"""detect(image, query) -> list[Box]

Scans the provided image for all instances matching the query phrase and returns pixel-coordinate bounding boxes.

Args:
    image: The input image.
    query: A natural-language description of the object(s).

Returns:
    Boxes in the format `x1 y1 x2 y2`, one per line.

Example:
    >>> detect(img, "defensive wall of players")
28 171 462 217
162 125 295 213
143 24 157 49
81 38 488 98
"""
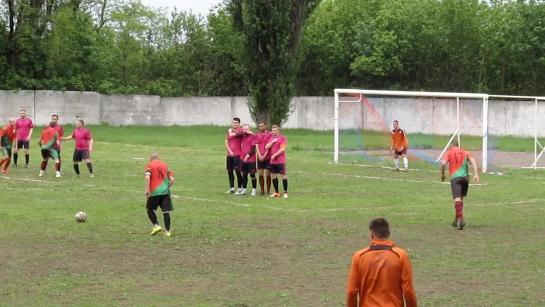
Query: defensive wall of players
1 90 544 137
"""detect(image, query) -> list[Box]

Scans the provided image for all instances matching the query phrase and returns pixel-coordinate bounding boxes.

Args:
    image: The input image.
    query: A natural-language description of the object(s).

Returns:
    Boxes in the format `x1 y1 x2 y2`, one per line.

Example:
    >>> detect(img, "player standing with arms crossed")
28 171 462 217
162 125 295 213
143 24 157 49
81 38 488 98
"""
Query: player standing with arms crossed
391 120 409 171
441 140 480 230
63 119 94 177
145 153 175 237
14 109 34 168
0 119 16 174
225 117 244 194
256 122 272 195
38 121 61 178
266 125 288 199
240 124 257 196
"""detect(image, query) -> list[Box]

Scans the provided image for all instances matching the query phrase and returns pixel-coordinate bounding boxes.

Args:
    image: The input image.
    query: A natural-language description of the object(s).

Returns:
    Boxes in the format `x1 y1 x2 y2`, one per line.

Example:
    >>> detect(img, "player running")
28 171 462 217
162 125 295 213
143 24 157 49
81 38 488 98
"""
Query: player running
391 120 409 171
256 122 272 195
63 119 94 177
38 121 61 178
14 109 34 168
240 124 257 196
225 117 244 194
50 114 64 171
266 125 288 199
145 153 175 237
0 119 16 174
441 140 480 230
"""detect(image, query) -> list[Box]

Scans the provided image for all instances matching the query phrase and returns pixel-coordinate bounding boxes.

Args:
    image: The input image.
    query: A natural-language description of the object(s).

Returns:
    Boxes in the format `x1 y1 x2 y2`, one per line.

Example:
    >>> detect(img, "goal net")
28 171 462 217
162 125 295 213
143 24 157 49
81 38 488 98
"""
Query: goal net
333 89 489 172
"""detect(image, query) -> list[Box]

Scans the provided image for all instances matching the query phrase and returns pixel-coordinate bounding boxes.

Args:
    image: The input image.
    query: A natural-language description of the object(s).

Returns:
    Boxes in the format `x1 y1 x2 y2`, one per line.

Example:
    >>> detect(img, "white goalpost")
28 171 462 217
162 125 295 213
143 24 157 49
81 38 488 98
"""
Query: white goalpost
333 89 489 172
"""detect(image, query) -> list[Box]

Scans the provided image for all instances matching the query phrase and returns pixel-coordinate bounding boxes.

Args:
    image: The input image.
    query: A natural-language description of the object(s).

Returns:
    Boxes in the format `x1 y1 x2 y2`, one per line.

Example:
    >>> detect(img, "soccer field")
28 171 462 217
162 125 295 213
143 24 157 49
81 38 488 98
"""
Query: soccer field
1 126 544 306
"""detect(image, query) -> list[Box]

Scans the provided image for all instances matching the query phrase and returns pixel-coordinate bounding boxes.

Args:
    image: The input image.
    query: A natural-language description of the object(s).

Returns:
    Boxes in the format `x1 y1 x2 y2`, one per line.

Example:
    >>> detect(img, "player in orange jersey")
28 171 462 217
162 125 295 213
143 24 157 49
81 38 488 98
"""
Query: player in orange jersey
145 153 175 237
391 120 409 171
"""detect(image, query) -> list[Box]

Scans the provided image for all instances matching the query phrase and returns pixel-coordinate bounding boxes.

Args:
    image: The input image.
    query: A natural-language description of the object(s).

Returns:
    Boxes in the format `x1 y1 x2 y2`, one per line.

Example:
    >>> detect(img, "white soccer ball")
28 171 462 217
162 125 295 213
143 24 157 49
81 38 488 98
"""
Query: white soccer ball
75 211 87 223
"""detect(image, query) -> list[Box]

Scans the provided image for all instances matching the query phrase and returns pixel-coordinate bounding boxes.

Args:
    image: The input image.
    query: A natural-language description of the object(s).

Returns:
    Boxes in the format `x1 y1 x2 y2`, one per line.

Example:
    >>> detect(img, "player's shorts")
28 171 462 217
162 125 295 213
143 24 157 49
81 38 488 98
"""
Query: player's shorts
17 140 30 149
257 159 270 170
73 150 90 162
394 148 407 156
226 156 242 171
269 163 286 175
146 195 174 212
242 162 257 174
41 148 59 160
450 177 469 199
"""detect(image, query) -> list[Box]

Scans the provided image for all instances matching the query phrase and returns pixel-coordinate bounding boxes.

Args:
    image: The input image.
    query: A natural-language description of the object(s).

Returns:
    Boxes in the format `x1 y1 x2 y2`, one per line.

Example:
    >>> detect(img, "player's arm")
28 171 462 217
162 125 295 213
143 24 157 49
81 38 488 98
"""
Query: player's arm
468 155 480 183
145 171 151 197
62 135 73 140
440 160 448 182
227 128 237 138
167 169 175 188
270 144 285 160
346 253 361 307
89 137 94 152
401 253 418 307
225 139 233 156
28 127 33 140
265 138 276 149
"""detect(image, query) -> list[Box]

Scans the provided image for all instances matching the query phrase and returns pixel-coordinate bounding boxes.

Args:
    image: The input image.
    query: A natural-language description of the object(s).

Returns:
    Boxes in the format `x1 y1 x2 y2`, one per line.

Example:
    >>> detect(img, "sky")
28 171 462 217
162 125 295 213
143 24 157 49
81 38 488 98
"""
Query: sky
141 0 223 16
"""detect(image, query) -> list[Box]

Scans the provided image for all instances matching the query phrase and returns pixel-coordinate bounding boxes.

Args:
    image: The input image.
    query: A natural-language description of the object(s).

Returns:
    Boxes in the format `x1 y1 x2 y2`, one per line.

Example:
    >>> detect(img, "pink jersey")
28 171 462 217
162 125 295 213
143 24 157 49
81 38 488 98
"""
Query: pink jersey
15 117 34 141
256 131 272 160
269 135 287 164
226 128 243 157
240 134 257 163
72 127 92 150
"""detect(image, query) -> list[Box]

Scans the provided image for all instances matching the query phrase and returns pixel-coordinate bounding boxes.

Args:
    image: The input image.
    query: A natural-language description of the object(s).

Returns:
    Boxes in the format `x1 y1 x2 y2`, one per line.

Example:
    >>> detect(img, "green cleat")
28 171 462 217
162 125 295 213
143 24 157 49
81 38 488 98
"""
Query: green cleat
150 225 162 236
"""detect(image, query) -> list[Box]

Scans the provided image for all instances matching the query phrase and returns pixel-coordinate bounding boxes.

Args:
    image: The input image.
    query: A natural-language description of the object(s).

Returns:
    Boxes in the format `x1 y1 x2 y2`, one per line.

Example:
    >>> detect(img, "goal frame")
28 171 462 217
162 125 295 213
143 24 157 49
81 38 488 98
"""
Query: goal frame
333 89 489 172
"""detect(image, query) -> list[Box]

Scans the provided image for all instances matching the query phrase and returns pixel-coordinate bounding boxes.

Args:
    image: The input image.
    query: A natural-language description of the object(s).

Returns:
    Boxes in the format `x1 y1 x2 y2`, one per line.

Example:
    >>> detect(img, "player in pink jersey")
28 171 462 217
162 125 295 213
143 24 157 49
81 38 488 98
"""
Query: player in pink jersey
63 119 94 177
50 114 64 171
240 124 258 196
256 122 272 195
13 109 34 168
225 117 244 194
266 125 288 199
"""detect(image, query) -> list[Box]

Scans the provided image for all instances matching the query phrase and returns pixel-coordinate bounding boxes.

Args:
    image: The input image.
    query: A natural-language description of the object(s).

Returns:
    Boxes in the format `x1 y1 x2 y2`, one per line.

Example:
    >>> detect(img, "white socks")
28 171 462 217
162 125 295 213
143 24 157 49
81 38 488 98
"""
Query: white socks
394 158 400 169
403 156 408 169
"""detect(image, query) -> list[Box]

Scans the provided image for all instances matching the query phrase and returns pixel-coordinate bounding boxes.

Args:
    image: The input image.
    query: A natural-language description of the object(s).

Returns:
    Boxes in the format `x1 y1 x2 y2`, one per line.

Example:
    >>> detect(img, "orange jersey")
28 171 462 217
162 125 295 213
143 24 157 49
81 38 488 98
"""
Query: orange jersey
391 128 408 151
145 160 174 196
3 124 16 142
347 240 417 307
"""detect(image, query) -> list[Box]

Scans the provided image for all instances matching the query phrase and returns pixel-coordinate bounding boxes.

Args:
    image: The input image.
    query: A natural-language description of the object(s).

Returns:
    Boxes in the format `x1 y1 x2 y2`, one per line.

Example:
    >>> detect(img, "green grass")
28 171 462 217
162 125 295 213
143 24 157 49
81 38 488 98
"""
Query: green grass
1 125 544 306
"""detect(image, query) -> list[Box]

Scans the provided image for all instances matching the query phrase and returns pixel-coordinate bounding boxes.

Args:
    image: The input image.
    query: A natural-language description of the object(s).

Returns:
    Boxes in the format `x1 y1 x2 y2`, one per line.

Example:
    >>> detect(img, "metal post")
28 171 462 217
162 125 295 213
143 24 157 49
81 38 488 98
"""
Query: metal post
457 97 461 146
334 91 340 163
482 96 489 173
535 98 538 170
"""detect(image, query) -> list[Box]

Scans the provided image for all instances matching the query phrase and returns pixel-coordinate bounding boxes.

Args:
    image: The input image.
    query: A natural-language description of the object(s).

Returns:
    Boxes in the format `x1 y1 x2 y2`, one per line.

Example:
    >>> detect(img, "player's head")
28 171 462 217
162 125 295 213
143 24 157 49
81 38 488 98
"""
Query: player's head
452 140 459 147
75 119 85 128
51 114 59 122
271 125 280 136
242 123 251 133
19 109 27 118
369 217 390 240
150 153 160 161
393 120 399 129
258 121 268 132
9 118 16 125
232 117 241 129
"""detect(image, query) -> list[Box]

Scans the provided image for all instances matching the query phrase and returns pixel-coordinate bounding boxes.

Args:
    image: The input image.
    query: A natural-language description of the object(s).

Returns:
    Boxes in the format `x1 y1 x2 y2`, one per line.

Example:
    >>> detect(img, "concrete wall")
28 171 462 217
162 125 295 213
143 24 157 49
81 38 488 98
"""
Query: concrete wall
1 90 544 137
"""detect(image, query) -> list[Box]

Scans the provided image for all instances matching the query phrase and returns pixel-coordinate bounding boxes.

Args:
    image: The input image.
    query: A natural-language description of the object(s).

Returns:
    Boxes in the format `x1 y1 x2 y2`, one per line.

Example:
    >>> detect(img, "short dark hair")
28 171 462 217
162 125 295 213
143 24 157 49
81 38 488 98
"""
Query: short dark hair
393 120 399 124
51 114 59 120
77 119 85 126
233 117 241 123
369 217 390 239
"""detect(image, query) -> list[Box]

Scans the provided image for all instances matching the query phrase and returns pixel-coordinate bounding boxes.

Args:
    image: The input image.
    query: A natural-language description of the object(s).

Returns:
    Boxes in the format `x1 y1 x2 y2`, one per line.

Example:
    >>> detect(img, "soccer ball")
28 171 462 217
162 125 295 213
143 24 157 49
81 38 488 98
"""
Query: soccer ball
74 211 87 223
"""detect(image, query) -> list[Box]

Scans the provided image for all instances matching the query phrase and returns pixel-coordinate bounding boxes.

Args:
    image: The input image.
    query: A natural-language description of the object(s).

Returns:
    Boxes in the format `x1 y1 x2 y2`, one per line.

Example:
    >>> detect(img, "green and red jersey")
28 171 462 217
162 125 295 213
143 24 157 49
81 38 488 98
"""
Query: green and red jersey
1 123 16 148
40 126 59 150
145 160 174 196
443 147 471 179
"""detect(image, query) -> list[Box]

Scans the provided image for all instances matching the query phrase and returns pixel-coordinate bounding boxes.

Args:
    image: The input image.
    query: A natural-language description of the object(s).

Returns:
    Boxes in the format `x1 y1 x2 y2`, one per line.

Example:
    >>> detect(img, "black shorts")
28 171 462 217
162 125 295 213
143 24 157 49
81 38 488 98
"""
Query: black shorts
41 148 59 160
395 149 407 156
257 159 270 170
146 195 174 212
242 162 257 174
450 177 469 199
226 156 242 171
269 163 286 175
73 150 90 162
17 140 30 149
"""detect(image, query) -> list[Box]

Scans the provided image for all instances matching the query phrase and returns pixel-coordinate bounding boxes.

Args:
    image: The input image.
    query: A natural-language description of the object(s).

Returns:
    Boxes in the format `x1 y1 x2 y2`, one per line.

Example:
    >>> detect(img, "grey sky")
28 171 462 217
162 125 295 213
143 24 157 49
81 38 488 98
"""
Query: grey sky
141 0 223 16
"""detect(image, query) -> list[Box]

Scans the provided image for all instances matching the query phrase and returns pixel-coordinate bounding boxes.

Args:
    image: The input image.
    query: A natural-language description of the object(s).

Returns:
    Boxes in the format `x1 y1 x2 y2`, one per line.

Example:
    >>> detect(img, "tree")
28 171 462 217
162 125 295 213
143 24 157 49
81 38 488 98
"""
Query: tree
229 0 319 125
